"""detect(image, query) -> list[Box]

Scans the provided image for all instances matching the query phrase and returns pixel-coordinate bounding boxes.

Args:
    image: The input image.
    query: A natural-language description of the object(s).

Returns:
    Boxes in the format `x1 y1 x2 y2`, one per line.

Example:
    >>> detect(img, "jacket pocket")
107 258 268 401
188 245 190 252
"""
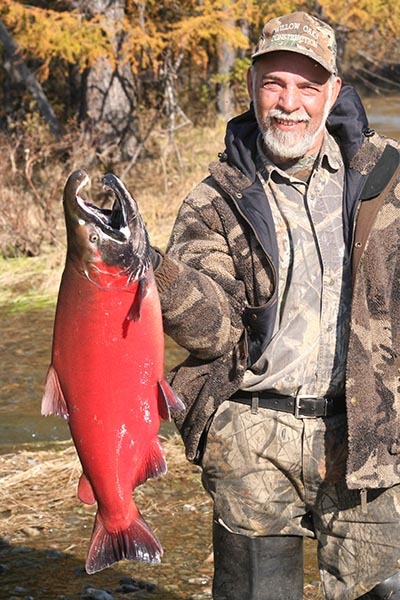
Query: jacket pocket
242 299 277 367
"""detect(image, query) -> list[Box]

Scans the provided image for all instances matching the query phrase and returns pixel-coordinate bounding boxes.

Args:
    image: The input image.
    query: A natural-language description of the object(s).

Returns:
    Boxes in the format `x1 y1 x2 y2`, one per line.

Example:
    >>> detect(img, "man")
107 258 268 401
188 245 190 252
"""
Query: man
153 11 400 600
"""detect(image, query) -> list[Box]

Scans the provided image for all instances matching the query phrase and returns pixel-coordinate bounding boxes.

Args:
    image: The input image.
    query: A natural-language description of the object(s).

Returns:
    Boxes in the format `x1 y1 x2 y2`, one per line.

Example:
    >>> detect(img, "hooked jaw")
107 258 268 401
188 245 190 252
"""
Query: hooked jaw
62 169 151 282
103 173 140 228
64 170 138 244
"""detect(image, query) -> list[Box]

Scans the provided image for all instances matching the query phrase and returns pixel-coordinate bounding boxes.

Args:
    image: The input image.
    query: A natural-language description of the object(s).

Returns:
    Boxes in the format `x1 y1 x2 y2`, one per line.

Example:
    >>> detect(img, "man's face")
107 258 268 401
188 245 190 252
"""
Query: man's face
247 51 342 163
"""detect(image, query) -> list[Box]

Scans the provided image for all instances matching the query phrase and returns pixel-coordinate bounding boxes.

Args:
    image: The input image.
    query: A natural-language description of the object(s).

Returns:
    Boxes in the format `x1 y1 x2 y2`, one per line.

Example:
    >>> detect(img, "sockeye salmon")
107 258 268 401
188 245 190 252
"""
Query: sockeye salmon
41 169 183 574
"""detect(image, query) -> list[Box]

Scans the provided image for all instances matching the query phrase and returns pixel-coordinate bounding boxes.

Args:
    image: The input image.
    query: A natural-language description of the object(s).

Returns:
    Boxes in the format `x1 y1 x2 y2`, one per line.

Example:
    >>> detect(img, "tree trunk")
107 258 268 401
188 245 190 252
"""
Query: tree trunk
216 3 236 120
80 0 140 162
0 18 63 138
216 37 236 120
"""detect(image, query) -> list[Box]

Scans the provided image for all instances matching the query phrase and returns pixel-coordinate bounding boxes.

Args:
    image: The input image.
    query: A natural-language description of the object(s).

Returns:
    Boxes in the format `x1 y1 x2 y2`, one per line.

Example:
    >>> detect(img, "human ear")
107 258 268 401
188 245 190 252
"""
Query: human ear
329 76 342 109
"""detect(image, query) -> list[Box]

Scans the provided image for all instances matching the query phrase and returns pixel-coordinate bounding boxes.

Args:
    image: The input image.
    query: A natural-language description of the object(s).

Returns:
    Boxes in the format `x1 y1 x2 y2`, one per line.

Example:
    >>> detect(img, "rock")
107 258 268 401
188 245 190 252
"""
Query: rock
138 581 156 592
81 587 114 600
10 545 30 554
119 576 136 585
118 583 140 593
182 503 197 512
46 549 62 559
188 577 209 585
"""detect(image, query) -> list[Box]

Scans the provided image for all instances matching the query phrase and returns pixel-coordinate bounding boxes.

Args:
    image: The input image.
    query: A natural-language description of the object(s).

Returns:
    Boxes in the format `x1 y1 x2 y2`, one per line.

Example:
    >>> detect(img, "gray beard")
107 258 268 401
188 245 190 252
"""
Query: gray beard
262 123 320 161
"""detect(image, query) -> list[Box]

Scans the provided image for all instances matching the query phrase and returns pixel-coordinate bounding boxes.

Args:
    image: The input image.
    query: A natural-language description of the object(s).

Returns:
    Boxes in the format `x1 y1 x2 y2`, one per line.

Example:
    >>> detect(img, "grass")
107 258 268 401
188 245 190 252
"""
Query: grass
0 118 227 308
0 254 62 311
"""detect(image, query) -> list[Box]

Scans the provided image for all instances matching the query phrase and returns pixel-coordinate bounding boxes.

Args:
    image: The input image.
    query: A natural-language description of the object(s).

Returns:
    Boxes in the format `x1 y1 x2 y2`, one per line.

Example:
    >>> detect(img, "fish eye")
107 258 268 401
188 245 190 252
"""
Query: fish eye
89 233 99 243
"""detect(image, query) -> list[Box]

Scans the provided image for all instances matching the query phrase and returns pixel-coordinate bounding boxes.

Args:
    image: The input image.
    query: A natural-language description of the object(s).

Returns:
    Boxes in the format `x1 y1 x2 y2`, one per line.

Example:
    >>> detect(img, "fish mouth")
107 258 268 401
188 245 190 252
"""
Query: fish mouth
64 169 150 285
64 169 137 242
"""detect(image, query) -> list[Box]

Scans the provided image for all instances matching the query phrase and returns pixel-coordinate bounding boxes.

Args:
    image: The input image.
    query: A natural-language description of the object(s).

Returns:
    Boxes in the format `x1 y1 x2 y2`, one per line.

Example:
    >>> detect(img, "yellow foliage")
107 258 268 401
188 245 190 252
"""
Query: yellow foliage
1 0 400 82
0 0 300 79
316 0 400 61
2 1 113 73
321 0 400 33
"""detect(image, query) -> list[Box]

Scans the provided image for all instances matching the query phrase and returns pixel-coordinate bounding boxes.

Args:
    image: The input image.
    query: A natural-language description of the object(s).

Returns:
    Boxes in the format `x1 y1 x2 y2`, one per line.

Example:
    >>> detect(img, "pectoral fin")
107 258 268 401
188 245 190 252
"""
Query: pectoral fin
157 379 185 421
41 365 69 419
127 277 147 322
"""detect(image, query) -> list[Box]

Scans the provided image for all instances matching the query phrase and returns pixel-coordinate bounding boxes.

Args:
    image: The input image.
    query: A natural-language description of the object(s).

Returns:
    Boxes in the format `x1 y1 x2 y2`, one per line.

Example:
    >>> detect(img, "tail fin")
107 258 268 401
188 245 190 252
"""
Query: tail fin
85 511 162 574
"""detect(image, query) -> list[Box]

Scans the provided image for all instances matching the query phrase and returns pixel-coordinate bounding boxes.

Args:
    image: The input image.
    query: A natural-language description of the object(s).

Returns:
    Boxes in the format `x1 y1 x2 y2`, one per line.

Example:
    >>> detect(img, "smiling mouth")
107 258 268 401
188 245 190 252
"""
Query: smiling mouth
273 118 306 127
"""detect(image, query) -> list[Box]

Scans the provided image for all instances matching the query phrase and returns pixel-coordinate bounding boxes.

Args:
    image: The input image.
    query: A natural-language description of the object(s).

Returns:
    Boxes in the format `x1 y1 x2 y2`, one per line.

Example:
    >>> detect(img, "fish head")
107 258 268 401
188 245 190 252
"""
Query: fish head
63 169 151 289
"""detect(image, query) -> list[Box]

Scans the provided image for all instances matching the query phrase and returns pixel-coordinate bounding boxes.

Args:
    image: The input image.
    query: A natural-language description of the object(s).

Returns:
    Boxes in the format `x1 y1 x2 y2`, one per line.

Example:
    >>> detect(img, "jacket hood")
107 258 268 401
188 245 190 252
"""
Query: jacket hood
224 82 370 181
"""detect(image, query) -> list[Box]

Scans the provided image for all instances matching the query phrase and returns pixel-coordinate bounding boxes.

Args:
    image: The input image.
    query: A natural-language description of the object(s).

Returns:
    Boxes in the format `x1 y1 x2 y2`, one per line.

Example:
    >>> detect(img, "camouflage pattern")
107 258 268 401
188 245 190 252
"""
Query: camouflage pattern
155 128 400 489
346 135 400 490
252 11 338 75
201 400 400 600
242 133 352 397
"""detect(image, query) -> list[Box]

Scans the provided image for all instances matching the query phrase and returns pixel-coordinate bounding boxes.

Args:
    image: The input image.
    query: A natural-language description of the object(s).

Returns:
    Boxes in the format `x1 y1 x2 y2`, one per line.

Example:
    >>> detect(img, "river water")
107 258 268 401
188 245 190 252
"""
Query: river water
1 93 400 599
0 307 186 449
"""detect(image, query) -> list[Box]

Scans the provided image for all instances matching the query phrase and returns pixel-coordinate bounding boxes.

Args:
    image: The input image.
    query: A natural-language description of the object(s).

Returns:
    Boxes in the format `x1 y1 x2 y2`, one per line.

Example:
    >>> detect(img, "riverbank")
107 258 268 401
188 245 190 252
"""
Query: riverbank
0 436 214 600
0 436 322 599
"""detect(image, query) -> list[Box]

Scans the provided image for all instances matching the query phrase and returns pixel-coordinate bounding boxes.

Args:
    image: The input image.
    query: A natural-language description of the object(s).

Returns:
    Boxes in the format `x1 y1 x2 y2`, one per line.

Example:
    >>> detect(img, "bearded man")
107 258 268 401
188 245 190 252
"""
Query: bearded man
152 11 400 600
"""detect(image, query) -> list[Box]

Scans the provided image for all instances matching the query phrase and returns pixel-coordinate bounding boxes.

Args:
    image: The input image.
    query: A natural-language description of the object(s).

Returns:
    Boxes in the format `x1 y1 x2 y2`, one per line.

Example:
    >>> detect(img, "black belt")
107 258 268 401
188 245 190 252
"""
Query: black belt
230 390 346 418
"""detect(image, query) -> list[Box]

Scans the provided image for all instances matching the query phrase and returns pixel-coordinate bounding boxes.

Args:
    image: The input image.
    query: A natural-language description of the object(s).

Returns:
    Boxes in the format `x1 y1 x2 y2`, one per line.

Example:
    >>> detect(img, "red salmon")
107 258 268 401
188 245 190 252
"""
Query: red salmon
42 170 183 573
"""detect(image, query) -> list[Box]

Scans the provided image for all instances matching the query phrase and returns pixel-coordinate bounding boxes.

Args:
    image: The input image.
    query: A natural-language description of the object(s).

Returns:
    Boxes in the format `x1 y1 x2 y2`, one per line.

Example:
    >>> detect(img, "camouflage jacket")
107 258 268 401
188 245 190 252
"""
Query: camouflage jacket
155 84 400 490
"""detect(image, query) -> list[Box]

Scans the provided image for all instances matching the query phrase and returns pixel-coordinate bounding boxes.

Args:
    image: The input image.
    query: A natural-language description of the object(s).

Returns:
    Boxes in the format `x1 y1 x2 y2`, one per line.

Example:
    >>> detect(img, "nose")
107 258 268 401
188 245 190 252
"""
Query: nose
277 86 302 113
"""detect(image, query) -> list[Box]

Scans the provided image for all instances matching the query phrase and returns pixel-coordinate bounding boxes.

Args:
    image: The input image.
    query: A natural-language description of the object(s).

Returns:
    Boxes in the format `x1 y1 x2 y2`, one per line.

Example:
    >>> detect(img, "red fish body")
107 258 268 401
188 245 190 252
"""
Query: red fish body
42 170 182 573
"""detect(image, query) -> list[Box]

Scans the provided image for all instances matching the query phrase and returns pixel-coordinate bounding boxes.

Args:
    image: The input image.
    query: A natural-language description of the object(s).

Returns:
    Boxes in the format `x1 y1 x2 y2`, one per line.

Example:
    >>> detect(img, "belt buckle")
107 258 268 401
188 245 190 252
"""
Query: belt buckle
294 394 323 419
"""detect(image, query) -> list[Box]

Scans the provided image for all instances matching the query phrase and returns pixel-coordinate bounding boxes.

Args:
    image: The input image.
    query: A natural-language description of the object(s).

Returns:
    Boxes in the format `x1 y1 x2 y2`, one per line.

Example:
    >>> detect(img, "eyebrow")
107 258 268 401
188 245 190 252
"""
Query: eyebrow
260 73 326 86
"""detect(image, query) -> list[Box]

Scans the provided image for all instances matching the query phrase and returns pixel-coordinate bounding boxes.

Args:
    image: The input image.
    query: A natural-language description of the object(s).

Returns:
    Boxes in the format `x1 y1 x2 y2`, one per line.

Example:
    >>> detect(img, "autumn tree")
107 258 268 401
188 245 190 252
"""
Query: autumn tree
1 0 400 158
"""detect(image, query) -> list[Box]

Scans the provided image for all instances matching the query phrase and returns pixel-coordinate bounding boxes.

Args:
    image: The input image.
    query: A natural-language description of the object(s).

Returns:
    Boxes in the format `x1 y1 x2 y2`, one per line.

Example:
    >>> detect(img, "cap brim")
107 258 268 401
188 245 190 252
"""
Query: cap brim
251 46 336 75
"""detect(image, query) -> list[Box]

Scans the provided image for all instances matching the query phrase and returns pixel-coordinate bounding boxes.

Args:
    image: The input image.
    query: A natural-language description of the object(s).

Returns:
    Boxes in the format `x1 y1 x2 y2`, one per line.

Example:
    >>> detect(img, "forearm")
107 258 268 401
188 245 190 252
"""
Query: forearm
154 252 243 359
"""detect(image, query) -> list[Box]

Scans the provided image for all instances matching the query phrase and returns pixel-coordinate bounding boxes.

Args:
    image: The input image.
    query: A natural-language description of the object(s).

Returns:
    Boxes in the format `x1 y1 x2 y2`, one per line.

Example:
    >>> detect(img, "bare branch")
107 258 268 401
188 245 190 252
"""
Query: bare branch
0 18 63 138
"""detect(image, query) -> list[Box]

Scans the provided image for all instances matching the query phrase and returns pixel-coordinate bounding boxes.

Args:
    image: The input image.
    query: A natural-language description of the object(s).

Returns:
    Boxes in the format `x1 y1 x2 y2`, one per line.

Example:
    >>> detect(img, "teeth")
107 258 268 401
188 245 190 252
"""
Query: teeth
276 119 301 125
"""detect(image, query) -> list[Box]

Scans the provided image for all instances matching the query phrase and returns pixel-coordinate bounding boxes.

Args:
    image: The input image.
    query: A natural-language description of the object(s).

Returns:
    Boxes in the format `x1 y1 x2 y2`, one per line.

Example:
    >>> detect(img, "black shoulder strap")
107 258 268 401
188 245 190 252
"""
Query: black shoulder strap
360 144 400 201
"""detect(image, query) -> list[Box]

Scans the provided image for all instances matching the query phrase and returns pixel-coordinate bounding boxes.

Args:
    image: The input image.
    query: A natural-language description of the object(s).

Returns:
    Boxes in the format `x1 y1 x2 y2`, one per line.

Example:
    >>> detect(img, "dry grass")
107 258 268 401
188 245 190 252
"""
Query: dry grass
0 443 81 534
0 436 214 599
0 434 212 551
0 436 192 535
0 118 226 260
0 436 322 599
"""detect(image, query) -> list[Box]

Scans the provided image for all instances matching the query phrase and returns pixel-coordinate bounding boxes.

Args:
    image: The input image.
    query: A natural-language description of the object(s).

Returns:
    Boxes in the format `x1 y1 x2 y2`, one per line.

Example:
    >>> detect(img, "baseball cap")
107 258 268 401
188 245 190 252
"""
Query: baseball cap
252 12 337 75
